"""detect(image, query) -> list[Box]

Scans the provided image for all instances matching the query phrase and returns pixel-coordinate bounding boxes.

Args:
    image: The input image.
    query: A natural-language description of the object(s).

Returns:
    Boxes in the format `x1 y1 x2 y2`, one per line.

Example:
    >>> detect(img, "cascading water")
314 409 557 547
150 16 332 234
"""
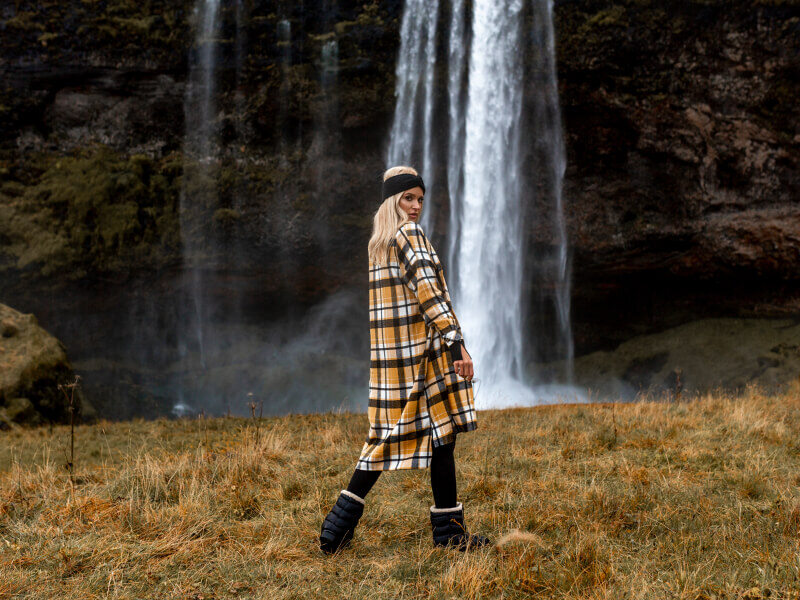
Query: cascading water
308 36 340 164
445 0 468 271
174 0 223 415
185 0 222 162
233 0 248 190
277 18 292 160
386 0 440 231
173 0 576 418
387 0 579 407
321 39 339 88
309 36 340 251
529 0 574 381
172 3 366 418
456 0 528 406
180 0 223 368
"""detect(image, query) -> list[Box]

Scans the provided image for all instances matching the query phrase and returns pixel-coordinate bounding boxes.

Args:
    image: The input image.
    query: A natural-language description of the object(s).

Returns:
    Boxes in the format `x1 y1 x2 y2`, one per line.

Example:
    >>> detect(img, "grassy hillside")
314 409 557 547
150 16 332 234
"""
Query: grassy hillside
1 386 799 599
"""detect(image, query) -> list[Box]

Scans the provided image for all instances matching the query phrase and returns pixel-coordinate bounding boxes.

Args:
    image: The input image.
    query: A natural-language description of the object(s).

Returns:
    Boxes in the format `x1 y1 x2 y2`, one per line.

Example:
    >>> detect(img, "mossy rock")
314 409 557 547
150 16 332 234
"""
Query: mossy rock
212 208 242 231
5 397 38 424
0 303 96 425
542 318 800 399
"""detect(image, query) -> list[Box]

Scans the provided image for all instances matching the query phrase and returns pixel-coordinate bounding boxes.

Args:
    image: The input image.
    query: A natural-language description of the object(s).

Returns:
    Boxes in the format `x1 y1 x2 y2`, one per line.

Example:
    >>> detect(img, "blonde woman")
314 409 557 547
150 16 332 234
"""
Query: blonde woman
319 166 490 553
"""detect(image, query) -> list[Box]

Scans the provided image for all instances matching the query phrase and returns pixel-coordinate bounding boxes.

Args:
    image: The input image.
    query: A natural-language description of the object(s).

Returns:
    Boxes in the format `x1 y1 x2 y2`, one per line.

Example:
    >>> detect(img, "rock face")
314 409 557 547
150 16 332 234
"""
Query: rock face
1 1 797 305
0 303 95 426
1 0 397 305
0 1 798 416
545 318 800 400
552 1 800 351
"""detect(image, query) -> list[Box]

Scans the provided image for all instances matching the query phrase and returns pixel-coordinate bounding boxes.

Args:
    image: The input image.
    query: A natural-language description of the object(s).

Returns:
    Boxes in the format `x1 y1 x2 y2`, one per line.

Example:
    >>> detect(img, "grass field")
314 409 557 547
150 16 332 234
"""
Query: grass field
1 385 799 599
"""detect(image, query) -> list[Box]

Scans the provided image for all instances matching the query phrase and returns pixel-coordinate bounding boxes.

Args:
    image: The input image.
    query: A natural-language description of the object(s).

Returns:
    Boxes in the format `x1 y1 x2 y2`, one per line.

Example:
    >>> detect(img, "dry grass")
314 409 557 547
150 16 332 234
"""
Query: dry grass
1 384 799 599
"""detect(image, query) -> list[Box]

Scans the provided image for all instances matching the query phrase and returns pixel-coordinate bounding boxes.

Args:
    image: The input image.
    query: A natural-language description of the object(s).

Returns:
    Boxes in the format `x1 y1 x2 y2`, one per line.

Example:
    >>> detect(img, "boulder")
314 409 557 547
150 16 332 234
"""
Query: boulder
5 397 38 424
0 303 96 425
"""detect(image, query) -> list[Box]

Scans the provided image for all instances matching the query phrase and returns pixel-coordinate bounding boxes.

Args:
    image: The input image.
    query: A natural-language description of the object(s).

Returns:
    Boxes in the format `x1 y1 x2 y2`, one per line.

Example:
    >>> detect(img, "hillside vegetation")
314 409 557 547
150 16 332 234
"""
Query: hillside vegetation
1 386 799 599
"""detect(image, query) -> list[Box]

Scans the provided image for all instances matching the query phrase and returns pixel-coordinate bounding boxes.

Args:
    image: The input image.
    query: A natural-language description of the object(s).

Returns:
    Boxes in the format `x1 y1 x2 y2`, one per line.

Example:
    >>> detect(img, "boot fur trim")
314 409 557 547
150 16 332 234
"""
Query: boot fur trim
430 501 463 513
341 489 365 505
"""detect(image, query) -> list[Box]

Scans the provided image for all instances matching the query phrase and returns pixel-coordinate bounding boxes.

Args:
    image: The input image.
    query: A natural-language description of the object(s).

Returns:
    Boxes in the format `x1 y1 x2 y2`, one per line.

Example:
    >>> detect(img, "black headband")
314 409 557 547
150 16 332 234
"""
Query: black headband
381 173 425 201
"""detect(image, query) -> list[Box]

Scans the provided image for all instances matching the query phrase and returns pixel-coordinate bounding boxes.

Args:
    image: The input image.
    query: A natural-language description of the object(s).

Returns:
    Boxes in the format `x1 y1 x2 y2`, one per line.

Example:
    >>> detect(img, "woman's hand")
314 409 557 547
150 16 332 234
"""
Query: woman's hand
453 343 474 382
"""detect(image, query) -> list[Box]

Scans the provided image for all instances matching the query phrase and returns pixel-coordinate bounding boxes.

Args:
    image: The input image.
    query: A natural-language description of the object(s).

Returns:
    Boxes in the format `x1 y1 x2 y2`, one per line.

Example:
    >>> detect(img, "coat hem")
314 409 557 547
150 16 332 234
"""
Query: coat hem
354 421 478 471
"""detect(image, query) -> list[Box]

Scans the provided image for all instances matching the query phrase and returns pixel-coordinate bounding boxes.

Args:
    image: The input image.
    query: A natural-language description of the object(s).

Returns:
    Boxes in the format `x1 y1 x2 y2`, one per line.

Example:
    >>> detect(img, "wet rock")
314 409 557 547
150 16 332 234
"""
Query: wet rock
540 318 800 400
5 397 37 424
556 2 800 286
0 408 14 430
1 320 19 338
0 303 96 424
0 2 795 314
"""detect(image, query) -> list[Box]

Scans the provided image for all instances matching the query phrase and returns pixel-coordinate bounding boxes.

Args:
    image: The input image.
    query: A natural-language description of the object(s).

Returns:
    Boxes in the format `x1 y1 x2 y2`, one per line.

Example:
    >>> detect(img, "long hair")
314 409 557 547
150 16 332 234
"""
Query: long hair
368 165 420 265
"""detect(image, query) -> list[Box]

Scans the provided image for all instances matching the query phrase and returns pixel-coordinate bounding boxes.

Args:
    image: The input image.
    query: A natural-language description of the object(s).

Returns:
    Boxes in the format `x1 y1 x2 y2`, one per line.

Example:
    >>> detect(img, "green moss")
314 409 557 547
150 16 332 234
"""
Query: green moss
3 0 193 65
584 6 628 29
309 32 336 43
36 32 59 46
0 146 182 281
4 12 44 32
111 16 158 35
215 165 241 197
291 193 311 213
0 181 26 198
334 21 355 36
334 1 385 36
212 208 242 227
669 14 687 34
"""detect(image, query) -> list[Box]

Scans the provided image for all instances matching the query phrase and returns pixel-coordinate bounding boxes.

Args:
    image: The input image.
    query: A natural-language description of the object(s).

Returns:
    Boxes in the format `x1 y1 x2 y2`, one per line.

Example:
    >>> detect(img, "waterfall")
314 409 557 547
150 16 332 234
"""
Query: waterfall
308 36 341 252
174 0 225 415
315 37 340 148
321 39 339 84
179 0 223 375
386 0 440 231
530 0 574 380
387 0 578 407
277 18 292 160
456 0 528 405
445 0 468 272
184 0 222 163
233 0 248 184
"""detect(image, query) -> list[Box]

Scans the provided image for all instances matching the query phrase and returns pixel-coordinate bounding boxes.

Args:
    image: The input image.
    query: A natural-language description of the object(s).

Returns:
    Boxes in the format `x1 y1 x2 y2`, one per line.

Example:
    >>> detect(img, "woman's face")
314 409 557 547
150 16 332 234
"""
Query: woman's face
398 186 424 221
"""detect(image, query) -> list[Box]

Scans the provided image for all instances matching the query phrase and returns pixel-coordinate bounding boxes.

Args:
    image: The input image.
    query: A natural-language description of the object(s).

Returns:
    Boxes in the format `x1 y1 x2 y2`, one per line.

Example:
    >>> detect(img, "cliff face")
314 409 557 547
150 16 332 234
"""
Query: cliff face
1 0 798 362
554 1 800 347
0 0 399 298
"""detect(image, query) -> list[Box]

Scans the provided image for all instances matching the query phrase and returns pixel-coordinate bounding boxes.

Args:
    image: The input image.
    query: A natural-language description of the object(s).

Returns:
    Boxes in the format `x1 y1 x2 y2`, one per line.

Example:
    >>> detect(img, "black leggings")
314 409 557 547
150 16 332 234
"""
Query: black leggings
346 440 458 508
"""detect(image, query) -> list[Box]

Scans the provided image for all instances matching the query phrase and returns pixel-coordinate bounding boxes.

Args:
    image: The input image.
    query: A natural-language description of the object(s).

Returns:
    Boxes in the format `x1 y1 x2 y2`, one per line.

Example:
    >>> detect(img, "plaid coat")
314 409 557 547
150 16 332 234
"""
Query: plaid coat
356 222 477 471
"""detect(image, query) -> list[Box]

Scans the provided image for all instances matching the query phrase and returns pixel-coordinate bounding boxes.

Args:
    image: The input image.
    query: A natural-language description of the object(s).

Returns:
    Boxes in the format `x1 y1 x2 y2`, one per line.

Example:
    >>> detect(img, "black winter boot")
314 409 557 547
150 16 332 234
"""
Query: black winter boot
429 502 491 551
319 490 365 554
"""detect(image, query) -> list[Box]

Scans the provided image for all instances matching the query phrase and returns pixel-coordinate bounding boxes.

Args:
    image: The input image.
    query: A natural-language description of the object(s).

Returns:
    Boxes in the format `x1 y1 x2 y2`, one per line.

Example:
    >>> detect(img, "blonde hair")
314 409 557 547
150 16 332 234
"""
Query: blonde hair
367 165 421 265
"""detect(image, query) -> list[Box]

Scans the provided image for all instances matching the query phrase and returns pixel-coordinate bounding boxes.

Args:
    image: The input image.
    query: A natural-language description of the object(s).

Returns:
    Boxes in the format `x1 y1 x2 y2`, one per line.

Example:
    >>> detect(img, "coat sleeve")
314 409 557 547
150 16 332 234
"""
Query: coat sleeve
395 223 465 360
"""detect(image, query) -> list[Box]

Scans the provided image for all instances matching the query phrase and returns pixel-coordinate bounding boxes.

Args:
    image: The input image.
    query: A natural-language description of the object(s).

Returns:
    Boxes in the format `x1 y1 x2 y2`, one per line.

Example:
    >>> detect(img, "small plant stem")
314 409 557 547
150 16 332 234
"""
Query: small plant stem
58 375 81 487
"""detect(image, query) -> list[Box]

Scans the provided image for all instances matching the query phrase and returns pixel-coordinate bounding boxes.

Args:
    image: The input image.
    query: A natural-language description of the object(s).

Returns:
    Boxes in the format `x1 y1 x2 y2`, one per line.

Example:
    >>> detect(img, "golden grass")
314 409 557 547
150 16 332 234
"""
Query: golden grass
1 385 799 599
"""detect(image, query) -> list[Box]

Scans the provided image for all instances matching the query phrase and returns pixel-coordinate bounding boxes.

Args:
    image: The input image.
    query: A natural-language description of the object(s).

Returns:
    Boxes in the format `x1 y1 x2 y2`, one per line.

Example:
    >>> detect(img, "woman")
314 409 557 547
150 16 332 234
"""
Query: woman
319 166 491 554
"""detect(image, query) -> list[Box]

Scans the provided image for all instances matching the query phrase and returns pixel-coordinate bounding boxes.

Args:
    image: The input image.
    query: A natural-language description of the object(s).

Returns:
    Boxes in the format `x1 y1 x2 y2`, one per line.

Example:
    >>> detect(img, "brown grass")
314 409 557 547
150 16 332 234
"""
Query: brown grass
1 384 799 599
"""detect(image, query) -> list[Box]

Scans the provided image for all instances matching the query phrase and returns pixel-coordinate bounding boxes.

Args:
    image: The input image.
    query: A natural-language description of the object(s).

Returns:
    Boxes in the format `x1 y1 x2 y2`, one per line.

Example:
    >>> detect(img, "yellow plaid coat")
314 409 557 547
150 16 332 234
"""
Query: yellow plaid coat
356 222 477 471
